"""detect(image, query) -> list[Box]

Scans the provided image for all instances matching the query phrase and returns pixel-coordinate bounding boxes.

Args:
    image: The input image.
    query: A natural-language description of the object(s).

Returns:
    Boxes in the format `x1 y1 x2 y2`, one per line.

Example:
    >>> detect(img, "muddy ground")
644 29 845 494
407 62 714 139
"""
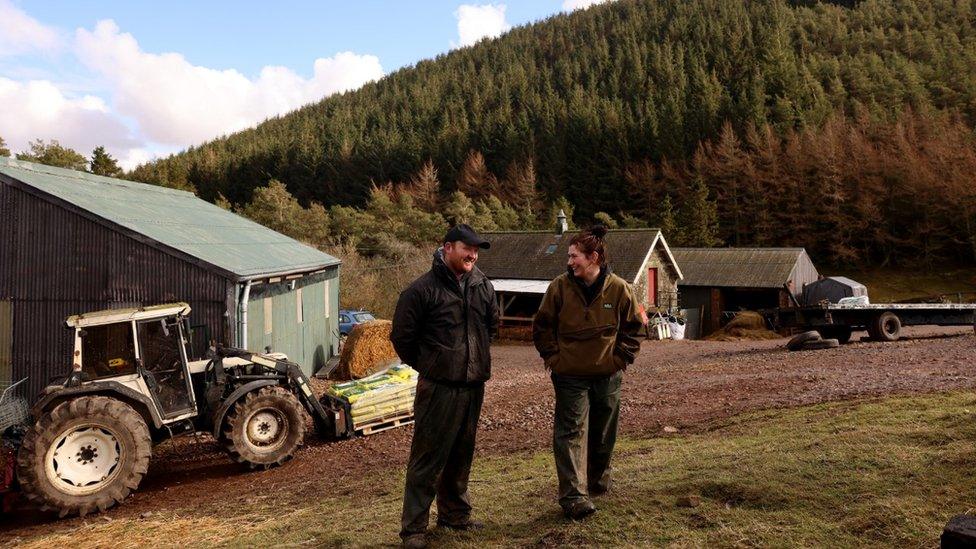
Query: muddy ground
2 326 974 538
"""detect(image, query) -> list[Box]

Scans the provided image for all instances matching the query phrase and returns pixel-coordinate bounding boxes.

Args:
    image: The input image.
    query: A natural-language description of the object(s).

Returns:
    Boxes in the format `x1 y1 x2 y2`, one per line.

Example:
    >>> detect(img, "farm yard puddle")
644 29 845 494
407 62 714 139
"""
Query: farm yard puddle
1 325 973 541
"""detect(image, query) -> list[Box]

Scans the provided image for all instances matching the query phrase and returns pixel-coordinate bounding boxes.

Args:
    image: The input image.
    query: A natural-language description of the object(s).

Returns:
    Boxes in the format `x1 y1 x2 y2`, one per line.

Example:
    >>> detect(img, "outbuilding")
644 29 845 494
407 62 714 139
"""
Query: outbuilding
672 247 819 337
0 158 340 400
476 213 683 324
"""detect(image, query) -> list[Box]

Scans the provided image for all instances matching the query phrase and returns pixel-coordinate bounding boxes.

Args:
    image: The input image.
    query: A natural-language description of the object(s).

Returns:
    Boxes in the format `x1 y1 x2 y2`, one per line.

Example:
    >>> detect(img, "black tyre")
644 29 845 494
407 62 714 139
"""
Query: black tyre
869 312 901 342
16 396 151 517
817 326 853 345
801 338 840 350
222 386 305 469
787 330 822 351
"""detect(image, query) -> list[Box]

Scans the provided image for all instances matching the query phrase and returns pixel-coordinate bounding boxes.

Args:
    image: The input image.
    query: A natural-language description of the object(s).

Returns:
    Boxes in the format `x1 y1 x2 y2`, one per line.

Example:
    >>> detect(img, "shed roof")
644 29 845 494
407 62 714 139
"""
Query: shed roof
672 247 809 289
476 229 681 284
0 158 339 281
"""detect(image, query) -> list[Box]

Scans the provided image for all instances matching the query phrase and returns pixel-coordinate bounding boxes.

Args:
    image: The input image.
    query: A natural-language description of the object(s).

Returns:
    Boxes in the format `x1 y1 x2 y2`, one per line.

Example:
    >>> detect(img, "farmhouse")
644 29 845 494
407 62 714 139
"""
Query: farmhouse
673 247 819 337
476 213 683 324
0 158 340 400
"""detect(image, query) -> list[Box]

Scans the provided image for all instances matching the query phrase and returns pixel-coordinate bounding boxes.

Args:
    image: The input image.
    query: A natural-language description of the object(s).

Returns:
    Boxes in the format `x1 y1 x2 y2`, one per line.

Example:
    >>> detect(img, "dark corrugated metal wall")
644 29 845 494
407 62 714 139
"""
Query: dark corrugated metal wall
1 183 230 401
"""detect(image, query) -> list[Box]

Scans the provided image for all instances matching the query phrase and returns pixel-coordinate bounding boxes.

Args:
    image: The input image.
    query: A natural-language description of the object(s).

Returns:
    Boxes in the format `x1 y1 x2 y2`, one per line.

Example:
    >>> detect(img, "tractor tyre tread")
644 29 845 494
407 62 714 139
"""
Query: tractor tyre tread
15 396 151 517
222 386 306 470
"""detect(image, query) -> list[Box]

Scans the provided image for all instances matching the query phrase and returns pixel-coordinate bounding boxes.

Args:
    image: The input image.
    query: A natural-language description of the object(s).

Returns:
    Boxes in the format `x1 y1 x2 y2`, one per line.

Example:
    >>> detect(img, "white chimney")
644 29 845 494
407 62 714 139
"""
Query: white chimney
556 209 568 235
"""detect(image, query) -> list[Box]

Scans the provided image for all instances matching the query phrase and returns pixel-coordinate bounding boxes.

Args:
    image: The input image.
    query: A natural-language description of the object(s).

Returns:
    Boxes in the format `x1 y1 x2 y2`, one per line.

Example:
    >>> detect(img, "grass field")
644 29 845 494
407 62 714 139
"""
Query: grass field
11 392 976 548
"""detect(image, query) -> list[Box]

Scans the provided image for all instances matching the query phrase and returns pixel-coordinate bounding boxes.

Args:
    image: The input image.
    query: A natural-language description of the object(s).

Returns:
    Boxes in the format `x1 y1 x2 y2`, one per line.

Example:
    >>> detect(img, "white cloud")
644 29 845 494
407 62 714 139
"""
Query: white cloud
0 0 62 57
74 20 384 147
562 0 613 11
455 4 511 48
0 77 139 161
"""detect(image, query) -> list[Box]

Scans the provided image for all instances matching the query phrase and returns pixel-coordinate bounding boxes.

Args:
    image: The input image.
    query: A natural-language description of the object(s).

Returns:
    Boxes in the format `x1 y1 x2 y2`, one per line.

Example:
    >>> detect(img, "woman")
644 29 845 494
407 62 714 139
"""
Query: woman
532 225 643 520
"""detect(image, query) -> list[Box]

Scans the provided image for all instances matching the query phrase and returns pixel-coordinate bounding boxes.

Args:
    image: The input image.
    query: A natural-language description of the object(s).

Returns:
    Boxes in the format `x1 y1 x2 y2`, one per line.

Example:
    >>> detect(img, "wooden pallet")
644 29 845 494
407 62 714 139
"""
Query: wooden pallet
355 412 415 436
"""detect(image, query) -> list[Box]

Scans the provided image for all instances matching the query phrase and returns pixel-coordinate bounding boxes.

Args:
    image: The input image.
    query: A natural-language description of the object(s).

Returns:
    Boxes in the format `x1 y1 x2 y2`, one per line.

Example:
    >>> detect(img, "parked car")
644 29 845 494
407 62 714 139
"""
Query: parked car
339 309 376 338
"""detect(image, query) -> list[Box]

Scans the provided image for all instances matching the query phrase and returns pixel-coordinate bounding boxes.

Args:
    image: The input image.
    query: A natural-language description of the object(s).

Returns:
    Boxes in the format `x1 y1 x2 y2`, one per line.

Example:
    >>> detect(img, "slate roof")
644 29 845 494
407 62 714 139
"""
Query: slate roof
477 229 681 283
0 157 339 280
671 247 809 288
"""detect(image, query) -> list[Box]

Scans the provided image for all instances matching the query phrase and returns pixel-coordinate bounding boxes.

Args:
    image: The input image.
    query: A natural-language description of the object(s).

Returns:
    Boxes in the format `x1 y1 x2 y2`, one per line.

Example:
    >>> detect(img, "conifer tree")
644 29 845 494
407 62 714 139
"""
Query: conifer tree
443 190 476 225
656 194 682 244
456 150 498 200
593 212 619 229
0 136 10 157
680 178 721 247
406 159 441 211
89 146 122 177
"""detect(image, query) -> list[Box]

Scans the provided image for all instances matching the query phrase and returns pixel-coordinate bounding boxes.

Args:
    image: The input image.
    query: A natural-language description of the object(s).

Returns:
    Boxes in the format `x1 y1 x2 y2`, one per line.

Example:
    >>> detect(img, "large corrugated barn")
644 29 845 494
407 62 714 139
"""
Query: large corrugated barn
0 158 340 400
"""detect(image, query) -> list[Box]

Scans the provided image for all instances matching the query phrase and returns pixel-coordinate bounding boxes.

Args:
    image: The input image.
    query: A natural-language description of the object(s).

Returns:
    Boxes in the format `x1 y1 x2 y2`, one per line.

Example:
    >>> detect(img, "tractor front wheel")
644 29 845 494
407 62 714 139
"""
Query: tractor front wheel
16 396 151 517
222 386 305 470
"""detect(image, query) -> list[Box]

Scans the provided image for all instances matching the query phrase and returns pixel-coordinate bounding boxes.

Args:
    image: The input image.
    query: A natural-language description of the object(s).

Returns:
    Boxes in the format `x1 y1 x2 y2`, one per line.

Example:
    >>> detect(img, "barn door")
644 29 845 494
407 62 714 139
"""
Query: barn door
647 267 658 308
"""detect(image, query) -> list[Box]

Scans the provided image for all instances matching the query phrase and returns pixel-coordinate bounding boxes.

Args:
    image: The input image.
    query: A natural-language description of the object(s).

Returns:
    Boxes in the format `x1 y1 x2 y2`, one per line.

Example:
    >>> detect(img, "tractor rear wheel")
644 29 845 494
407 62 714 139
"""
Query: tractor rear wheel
222 386 305 470
16 396 151 517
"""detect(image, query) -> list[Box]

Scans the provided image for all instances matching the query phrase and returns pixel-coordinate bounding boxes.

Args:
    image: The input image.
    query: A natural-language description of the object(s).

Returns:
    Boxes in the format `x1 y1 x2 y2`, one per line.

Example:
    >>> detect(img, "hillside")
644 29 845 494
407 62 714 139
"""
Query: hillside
130 0 976 266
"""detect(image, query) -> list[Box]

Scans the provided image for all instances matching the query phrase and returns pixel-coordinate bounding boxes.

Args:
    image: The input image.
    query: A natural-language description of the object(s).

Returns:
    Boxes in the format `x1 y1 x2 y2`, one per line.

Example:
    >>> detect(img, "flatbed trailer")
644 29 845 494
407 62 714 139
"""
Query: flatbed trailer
764 303 976 343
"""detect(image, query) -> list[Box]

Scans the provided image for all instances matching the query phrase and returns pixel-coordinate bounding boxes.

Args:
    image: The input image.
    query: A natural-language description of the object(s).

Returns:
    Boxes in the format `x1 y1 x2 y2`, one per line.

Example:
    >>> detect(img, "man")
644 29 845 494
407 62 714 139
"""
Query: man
391 224 499 549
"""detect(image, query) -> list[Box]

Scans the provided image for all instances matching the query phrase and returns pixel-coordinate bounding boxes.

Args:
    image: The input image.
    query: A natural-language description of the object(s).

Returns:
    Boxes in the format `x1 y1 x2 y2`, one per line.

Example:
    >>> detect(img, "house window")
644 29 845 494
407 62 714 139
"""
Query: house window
264 297 273 334
297 288 304 323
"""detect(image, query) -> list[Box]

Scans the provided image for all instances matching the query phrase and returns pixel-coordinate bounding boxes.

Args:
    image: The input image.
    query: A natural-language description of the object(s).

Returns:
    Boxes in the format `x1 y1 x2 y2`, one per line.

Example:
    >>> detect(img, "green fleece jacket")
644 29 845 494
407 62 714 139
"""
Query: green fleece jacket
532 270 644 376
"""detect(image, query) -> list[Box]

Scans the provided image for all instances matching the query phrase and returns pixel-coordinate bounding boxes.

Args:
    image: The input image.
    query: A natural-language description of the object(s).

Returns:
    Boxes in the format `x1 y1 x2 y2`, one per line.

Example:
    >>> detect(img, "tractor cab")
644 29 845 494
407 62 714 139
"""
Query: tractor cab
65 302 197 422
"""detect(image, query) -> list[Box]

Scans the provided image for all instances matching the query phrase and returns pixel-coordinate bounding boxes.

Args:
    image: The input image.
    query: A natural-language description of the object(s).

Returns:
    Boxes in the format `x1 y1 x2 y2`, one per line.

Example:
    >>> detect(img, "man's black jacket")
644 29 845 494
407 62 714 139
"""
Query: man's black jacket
391 250 499 385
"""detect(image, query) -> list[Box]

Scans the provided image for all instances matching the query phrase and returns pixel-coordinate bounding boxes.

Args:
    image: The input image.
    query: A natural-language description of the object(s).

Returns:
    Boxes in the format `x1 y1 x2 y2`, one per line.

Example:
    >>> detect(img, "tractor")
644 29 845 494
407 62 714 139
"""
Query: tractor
11 302 350 517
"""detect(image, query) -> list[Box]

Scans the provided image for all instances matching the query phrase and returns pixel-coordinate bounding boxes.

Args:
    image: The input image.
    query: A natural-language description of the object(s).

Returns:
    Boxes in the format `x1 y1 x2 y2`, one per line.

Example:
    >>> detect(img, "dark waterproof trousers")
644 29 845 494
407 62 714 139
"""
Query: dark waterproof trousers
551 371 622 510
400 377 485 539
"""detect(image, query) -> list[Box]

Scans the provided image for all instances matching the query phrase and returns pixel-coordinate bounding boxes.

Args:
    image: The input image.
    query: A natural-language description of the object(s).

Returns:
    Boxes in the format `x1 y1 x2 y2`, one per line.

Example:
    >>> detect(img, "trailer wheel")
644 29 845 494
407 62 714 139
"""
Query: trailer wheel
869 312 901 342
223 386 306 470
817 326 853 345
16 396 151 517
787 331 821 351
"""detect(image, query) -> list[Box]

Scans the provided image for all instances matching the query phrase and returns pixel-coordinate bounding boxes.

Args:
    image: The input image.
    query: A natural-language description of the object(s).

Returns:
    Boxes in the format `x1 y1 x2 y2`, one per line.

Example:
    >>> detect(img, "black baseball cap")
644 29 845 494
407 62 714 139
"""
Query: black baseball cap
443 224 491 249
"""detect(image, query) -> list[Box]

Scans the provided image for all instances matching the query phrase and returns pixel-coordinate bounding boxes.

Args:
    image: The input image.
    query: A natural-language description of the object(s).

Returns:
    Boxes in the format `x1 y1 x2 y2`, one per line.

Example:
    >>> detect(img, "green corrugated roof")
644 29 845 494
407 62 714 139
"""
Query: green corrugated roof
0 157 339 280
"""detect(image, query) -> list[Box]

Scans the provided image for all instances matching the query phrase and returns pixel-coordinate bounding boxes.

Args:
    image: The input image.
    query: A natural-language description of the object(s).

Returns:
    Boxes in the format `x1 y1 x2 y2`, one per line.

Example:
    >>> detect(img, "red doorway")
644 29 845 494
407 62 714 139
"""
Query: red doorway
647 267 658 308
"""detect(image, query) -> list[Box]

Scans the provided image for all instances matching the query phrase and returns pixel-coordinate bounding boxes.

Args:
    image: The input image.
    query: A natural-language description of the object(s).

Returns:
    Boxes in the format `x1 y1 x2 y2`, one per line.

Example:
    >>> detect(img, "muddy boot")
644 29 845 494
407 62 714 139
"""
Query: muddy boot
401 533 428 549
563 499 597 520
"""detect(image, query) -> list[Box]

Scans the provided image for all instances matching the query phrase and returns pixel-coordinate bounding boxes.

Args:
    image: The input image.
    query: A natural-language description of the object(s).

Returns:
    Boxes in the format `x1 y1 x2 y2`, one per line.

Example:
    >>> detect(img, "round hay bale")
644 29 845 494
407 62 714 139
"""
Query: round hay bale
336 320 401 380
705 312 782 341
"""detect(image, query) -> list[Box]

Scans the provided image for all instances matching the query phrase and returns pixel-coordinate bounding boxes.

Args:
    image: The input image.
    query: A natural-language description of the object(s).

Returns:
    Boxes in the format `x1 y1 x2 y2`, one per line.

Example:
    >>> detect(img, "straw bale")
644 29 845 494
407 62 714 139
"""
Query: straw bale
498 325 533 341
705 311 781 341
335 320 401 380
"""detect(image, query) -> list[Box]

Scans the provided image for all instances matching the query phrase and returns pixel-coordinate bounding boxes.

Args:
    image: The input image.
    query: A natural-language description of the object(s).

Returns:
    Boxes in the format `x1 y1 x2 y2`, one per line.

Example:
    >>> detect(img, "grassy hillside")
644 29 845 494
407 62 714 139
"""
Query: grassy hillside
129 0 976 268
16 392 976 547
834 268 976 302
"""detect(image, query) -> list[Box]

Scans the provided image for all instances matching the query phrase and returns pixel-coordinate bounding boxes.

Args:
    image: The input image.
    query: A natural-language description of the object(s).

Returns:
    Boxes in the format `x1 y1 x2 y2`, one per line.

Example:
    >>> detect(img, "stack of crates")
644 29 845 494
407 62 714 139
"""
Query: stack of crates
327 363 418 433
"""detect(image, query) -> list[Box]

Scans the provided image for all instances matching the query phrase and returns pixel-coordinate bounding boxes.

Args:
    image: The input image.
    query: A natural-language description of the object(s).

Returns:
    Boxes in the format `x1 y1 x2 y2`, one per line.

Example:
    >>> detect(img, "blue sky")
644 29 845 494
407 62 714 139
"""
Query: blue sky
0 0 608 169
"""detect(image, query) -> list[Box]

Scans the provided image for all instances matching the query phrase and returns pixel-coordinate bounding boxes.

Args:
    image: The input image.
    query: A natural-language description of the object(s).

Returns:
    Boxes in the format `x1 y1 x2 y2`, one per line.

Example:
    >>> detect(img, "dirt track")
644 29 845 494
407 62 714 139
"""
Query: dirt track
2 326 974 537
